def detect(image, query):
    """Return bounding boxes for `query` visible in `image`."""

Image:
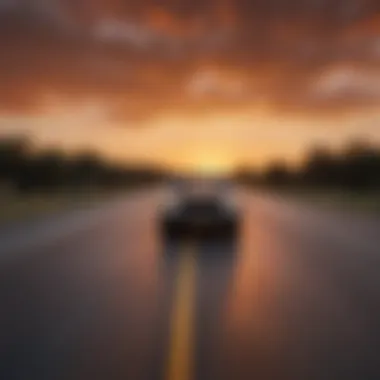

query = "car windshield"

[181,196,222,216]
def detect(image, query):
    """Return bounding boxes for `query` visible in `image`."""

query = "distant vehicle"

[162,177,239,240]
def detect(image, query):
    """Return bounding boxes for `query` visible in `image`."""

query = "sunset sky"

[1,0,380,172]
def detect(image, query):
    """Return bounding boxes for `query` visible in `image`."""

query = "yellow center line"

[165,242,197,380]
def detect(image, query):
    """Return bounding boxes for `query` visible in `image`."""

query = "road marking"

[165,242,197,380]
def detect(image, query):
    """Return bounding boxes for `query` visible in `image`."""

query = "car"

[161,177,239,240]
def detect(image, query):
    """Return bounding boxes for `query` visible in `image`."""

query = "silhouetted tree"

[263,161,293,187]
[301,146,339,188]
[235,139,380,193]
[338,140,380,191]
[0,137,31,188]
[67,152,106,188]
[0,136,165,194]
[234,168,260,185]
[30,150,68,191]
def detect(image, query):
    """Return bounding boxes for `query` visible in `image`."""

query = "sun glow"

[195,156,233,175]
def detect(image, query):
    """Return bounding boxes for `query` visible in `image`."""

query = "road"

[1,188,380,380]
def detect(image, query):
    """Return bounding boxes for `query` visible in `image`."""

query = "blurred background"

[1,2,380,380]
[1,0,380,210]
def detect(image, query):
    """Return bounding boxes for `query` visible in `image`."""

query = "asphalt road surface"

[1,188,380,380]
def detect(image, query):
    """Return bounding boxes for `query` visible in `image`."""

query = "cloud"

[1,0,380,122]
[93,19,156,48]
[311,64,380,104]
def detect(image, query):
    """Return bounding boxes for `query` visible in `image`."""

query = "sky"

[1,0,380,172]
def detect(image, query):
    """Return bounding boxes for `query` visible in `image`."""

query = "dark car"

[162,178,239,240]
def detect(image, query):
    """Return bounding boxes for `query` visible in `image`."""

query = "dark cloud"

[1,0,380,120]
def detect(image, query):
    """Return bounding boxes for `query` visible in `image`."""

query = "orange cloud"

[1,1,380,122]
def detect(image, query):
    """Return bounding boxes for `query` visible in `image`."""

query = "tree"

[263,161,293,187]
[0,137,31,186]
[301,146,339,188]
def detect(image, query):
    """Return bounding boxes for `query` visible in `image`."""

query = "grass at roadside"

[0,188,133,226]
[273,188,380,214]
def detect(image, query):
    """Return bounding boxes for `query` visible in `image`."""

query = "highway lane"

[1,188,380,380]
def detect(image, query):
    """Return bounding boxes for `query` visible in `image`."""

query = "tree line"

[0,137,165,193]
[236,140,380,192]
